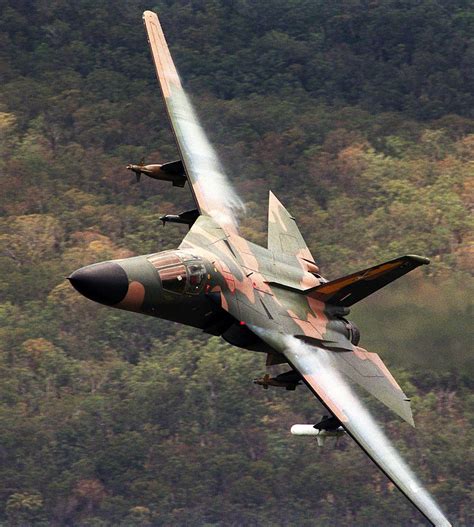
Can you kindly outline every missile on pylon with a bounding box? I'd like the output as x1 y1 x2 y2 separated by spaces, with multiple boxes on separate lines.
291 422 346 446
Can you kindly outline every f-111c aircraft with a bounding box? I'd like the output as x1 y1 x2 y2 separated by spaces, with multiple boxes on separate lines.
69 11 451 527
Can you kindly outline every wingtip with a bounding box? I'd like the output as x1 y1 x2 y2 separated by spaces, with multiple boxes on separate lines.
143 10 158 20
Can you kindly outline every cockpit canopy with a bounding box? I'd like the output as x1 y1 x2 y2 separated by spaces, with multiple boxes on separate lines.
147 250 207 295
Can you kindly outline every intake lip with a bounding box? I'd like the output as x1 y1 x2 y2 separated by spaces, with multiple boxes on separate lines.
68 262 129 306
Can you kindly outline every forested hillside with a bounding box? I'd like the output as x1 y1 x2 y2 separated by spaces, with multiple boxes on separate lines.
0 1 472 525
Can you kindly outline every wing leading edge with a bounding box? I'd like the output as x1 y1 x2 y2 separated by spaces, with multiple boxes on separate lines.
143 11 243 231
252 328 451 527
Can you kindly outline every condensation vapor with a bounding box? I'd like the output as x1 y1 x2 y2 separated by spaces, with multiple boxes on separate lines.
144 10 245 229
285 336 451 527
170 87 245 228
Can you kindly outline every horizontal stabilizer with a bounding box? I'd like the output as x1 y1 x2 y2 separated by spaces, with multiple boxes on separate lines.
293 335 414 424
331 348 414 426
308 255 429 306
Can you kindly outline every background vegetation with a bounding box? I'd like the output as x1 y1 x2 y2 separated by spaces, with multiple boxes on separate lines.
0 1 472 525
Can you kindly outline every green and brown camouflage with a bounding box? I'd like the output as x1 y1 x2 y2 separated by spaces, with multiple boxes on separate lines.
68 11 451 527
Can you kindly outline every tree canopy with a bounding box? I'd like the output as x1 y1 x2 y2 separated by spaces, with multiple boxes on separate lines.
0 1 472 525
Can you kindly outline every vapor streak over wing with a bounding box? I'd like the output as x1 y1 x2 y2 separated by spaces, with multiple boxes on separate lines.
143 11 244 231
251 328 451 527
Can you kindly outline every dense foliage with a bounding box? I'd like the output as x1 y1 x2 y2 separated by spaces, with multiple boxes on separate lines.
0 1 472 525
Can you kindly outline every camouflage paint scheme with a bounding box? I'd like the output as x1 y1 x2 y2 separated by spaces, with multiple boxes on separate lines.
68 11 451 527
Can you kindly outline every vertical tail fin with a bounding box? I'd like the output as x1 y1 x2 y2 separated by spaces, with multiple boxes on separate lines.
267 192 314 263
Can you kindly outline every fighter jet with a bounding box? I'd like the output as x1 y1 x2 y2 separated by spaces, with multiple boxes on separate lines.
69 11 451 527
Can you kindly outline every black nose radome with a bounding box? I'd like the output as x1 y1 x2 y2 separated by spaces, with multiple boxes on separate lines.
68 262 129 306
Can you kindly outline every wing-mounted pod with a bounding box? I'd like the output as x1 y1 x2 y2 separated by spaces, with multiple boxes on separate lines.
127 159 186 186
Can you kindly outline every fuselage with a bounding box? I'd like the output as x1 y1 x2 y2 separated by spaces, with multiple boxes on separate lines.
69 226 358 353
